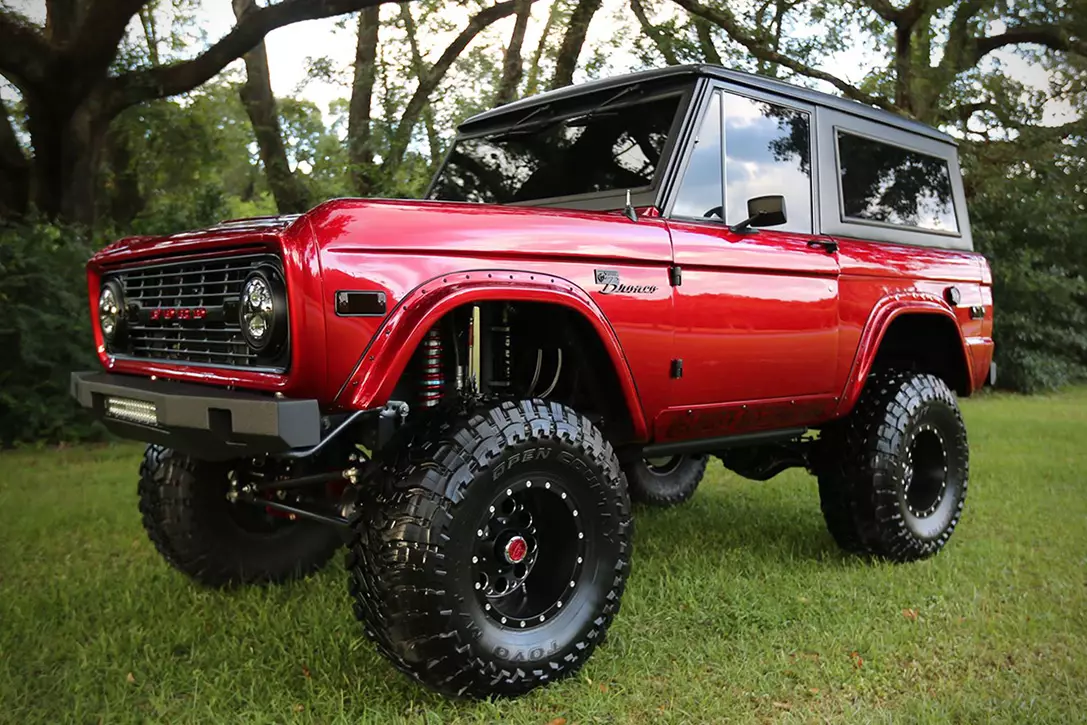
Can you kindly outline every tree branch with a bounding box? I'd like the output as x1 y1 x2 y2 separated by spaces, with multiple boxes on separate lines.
550 0 602 89
693 16 721 64
232 0 309 214
64 0 146 81
972 24 1087 64
399 4 443 160
107 0 409 115
523 0 561 96
630 0 678 65
670 0 897 111
0 94 29 217
0 12 53 90
348 5 381 195
494 0 534 105
386 0 530 169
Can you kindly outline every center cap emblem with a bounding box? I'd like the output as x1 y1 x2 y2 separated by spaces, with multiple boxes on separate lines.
504 535 528 564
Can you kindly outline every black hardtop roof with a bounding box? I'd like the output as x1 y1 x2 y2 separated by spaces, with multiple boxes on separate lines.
462 63 954 144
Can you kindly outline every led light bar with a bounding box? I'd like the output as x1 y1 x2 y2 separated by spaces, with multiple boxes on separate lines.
105 397 158 426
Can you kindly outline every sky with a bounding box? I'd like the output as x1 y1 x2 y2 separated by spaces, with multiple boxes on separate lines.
1 0 1074 126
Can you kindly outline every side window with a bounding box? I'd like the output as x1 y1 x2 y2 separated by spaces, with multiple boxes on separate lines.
672 91 723 220
836 131 958 232
723 93 813 234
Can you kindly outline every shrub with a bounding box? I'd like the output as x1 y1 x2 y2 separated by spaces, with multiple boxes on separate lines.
968 138 1087 393
0 221 105 445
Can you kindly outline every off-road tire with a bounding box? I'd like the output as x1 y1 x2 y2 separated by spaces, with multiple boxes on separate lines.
138 445 342 587
815 423 866 554
348 400 632 698
816 370 969 561
624 455 708 506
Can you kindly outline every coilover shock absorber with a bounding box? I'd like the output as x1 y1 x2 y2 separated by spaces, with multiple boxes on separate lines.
420 326 443 407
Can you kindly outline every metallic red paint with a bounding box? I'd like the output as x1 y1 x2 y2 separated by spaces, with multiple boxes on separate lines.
86 197 995 445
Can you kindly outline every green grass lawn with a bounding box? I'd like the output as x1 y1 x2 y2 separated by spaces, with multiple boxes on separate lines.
2 390 1086 724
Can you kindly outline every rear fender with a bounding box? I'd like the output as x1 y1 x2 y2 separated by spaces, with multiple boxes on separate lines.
333 270 648 439
835 291 974 417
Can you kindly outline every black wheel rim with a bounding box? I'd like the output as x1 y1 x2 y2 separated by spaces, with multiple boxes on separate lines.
903 424 948 518
644 455 683 476
473 477 585 629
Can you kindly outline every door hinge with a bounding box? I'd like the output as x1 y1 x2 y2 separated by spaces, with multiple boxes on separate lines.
670 359 684 378
669 265 682 286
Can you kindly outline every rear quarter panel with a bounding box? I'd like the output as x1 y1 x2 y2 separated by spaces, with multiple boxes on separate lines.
835 238 993 412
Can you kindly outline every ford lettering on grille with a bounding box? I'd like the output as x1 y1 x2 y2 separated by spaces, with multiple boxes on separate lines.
106 251 288 370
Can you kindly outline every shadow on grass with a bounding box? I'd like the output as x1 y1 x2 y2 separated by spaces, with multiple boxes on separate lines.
631 479 846 567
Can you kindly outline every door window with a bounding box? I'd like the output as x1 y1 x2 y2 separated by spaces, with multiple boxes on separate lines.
672 91 723 220
723 93 813 234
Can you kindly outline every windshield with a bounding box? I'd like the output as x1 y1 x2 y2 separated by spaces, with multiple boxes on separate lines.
428 92 682 204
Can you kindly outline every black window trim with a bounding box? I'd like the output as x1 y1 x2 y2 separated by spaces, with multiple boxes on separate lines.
663 80 818 234
426 84 696 210
666 87 724 223
832 125 962 238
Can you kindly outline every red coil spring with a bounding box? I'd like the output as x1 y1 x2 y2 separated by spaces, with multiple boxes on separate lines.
420 327 443 407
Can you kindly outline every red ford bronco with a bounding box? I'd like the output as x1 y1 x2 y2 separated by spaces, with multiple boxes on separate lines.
72 64 994 697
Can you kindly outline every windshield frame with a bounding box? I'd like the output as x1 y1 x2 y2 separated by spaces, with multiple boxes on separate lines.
425 80 698 211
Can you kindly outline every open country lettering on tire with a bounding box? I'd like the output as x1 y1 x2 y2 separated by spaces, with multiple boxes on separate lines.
70 64 993 698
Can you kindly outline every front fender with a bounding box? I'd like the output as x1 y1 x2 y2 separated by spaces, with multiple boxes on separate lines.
835 291 974 417
333 270 649 439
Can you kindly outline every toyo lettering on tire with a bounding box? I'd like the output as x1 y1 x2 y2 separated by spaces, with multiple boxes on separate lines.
347 400 632 697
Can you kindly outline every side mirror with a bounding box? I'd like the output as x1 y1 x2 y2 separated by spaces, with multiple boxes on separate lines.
730 195 787 233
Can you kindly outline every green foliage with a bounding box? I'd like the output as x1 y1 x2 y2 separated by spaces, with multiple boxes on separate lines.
0 221 105 445
966 131 1087 392
101 81 272 235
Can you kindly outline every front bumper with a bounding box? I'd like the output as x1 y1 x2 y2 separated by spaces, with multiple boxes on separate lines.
71 372 321 460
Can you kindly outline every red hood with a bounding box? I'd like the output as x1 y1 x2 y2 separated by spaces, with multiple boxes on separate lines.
91 214 304 268
304 198 671 264
91 198 672 269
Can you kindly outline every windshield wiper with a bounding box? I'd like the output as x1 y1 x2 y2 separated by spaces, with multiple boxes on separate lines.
489 83 645 139
567 84 641 126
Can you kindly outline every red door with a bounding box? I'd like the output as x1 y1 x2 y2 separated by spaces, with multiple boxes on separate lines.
656 87 840 441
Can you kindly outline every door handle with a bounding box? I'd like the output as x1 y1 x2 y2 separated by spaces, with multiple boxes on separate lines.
807 239 838 254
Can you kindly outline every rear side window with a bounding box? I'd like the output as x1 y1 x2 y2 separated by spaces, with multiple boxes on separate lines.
836 131 958 233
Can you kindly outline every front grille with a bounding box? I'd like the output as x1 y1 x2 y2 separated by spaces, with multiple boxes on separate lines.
108 251 287 370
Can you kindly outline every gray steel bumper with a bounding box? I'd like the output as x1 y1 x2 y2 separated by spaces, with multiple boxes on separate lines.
70 371 321 460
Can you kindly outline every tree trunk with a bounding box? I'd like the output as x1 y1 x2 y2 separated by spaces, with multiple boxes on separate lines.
550 0 602 90
102 124 144 225
1 0 402 225
495 0 534 105
693 16 721 64
24 90 108 226
348 5 381 196
232 0 309 214
894 22 914 114
631 0 678 65
399 5 443 164
524 0 562 96
0 96 29 220
385 0 526 173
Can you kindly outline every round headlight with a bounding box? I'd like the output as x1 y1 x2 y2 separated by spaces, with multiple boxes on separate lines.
99 280 124 343
239 268 286 353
